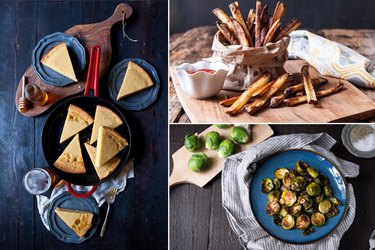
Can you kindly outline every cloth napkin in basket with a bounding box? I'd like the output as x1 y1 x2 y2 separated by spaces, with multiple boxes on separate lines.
36 160 134 230
288 30 375 88
222 133 359 250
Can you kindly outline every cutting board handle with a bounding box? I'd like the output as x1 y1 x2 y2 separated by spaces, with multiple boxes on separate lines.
102 3 133 27
169 171 185 187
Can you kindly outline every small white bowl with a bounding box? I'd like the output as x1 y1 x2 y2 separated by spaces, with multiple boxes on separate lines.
174 61 229 99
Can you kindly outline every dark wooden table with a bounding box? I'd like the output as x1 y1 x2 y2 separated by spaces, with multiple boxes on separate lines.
169 27 375 123
170 124 374 250
0 1 167 249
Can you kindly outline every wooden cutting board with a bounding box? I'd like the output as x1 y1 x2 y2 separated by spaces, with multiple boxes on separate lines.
170 59 375 123
14 3 133 117
170 124 274 188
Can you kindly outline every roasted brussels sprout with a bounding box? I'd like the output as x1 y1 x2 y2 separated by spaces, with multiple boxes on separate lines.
273 178 281 190
326 205 339 218
205 131 221 150
215 124 231 129
295 160 309 174
281 214 295 230
274 168 289 180
280 190 297 207
314 194 324 204
188 152 209 172
311 212 326 226
307 167 319 178
184 133 201 152
218 139 235 158
273 215 283 226
315 174 328 186
279 206 289 217
304 207 317 214
290 204 302 217
298 195 313 210
266 201 280 216
306 182 321 197
231 126 250 144
267 191 280 202
290 176 307 192
323 185 333 197
300 173 314 183
330 197 341 206
318 200 332 214
296 214 311 230
303 226 314 236
282 172 295 188
261 178 274 193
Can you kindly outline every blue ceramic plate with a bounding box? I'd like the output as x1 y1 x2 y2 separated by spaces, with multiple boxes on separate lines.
108 58 160 111
250 149 347 244
32 32 86 86
47 192 99 243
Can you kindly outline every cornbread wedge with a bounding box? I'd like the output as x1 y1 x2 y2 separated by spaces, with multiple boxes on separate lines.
54 134 85 174
41 42 77 82
55 207 93 238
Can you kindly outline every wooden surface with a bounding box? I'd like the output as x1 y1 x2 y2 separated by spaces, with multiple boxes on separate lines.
1 1 167 249
170 124 375 250
170 124 274 187
14 3 132 117
169 27 375 123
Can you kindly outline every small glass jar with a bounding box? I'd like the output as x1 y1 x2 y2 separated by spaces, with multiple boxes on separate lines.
25 83 48 106
22 168 59 195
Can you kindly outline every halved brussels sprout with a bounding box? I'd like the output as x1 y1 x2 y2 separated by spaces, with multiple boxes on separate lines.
318 200 332 214
314 174 328 186
290 176 307 192
184 133 201 152
290 204 302 217
323 185 333 197
266 201 280 216
307 167 319 178
273 215 282 226
311 212 326 226
205 131 221 150
218 139 236 158
261 178 274 193
274 168 289 180
304 207 317 214
326 205 339 218
306 182 321 197
314 194 324 204
273 178 281 190
298 195 313 210
296 214 311 230
282 172 295 188
280 190 297 207
330 197 341 206
267 191 280 202
295 160 309 174
279 206 289 217
281 214 295 230
300 173 314 183
231 126 250 144
303 226 314 236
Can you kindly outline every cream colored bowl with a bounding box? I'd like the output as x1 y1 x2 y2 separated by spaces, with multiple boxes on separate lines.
174 61 229 99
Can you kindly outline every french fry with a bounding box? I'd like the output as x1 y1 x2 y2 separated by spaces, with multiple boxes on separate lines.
271 0 286 26
226 72 271 115
216 21 239 45
263 19 281 45
260 27 268 45
284 82 344 106
284 77 328 97
247 9 256 33
245 73 289 115
260 4 269 26
274 18 301 41
232 19 250 46
268 79 294 108
255 0 262 47
213 8 235 32
229 2 253 47
220 96 240 107
301 65 318 104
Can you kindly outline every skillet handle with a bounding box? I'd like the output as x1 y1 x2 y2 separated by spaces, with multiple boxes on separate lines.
66 182 97 198
84 45 101 97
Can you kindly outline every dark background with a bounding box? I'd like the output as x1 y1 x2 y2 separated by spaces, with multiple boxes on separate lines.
171 0 375 34
0 0 167 249
170 124 375 250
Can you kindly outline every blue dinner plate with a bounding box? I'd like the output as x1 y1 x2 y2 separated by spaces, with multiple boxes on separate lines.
32 32 86 86
108 58 160 111
250 149 347 244
47 192 100 243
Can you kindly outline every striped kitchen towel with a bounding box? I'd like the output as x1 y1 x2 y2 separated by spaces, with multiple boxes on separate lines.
222 133 359 250
288 30 375 88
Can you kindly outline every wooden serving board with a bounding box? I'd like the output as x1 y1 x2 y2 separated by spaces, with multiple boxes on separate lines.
171 59 375 123
14 3 133 117
169 124 274 188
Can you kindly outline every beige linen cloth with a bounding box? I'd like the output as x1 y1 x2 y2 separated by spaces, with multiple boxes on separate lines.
222 133 358 250
288 30 375 88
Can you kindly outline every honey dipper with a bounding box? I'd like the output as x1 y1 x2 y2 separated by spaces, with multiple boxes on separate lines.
18 76 31 113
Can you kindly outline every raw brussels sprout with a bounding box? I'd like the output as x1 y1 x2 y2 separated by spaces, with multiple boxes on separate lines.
261 178 274 193
267 191 280 202
230 126 250 144
326 205 339 218
298 195 313 210
311 212 326 226
303 226 314 236
314 194 324 204
290 176 307 192
215 124 231 129
205 131 221 150
188 153 209 172
218 139 235 158
279 206 289 217
330 197 341 206
295 160 309 174
318 200 332 214
307 167 319 178
306 182 321 197
296 214 311 230
281 214 295 230
289 204 302 217
280 190 297 207
282 172 295 188
184 133 201 152
266 201 280 216
315 174 328 186
323 185 333 197
274 168 289 180
273 178 281 190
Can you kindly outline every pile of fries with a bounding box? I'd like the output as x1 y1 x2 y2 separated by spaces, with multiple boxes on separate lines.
213 0 301 47
221 65 344 115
